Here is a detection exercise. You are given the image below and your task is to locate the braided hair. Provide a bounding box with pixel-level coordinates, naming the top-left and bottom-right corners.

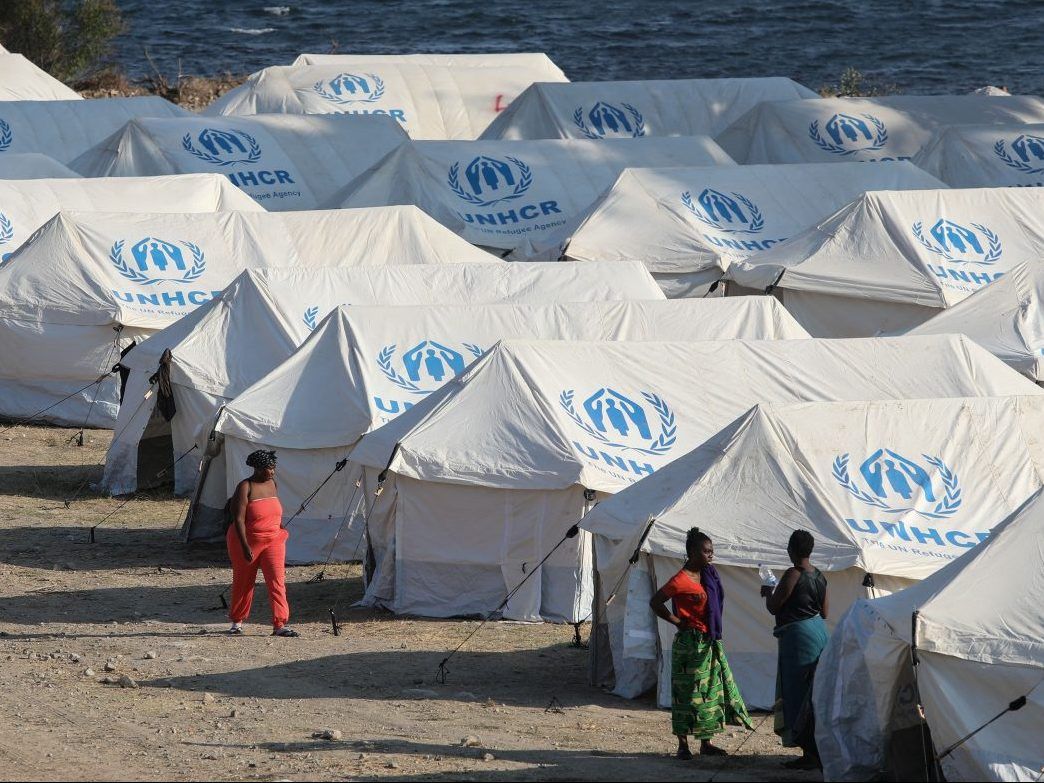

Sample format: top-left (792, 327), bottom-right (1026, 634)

top-left (245, 449), bottom-right (277, 470)
top-left (686, 526), bottom-right (711, 557)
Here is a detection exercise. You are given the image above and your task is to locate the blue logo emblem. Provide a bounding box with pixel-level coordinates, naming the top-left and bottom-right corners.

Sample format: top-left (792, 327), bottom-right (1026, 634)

top-left (809, 113), bottom-right (888, 155)
top-left (573, 102), bottom-right (645, 139)
top-left (182, 128), bottom-right (261, 166)
top-left (0, 119), bottom-right (10, 151)
top-left (681, 188), bottom-right (764, 233)
top-left (913, 219), bottom-right (1002, 265)
top-left (377, 340), bottom-right (484, 394)
top-left (303, 306), bottom-right (321, 331)
top-left (313, 72), bottom-right (386, 104)
top-left (560, 388), bottom-right (676, 456)
top-left (0, 212), bottom-right (13, 245)
top-left (109, 237), bottom-right (205, 286)
top-left (833, 449), bottom-right (961, 520)
top-left (994, 134), bottom-right (1044, 175)
top-left (448, 155), bottom-right (532, 207)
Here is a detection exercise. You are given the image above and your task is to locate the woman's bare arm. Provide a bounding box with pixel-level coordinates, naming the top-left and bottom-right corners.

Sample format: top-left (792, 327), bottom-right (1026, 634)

top-left (232, 480), bottom-right (252, 561)
top-left (649, 587), bottom-right (682, 628)
top-left (821, 583), bottom-right (829, 620)
top-left (765, 567), bottom-right (801, 615)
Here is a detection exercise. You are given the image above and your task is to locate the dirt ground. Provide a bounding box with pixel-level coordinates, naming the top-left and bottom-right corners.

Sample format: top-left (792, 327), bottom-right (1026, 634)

top-left (0, 424), bottom-right (819, 782)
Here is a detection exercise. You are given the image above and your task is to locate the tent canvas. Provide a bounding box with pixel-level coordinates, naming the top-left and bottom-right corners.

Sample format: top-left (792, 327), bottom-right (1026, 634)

top-left (0, 206), bottom-right (496, 428)
top-left (905, 263), bottom-right (1044, 382)
top-left (0, 97), bottom-right (188, 163)
top-left (729, 187), bottom-right (1044, 337)
top-left (913, 122), bottom-right (1044, 187)
top-left (0, 153), bottom-right (80, 179)
top-left (580, 395), bottom-right (1044, 711)
top-left (348, 336), bottom-right (1037, 625)
top-left (0, 53), bottom-right (80, 101)
top-left (0, 173), bottom-right (260, 266)
top-left (70, 114), bottom-right (408, 211)
top-left (562, 161), bottom-right (946, 298)
top-left (332, 137), bottom-right (734, 258)
top-left (109, 260), bottom-right (663, 501)
top-left (815, 484), bottom-right (1044, 782)
top-left (716, 95), bottom-right (1044, 164)
top-left (479, 78), bottom-right (817, 141)
top-left (202, 297), bottom-right (809, 564)
top-left (205, 59), bottom-right (569, 140)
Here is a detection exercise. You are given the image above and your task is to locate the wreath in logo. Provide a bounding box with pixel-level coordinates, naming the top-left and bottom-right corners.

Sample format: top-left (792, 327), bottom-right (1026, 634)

top-left (681, 190), bottom-right (764, 234)
top-left (832, 453), bottom-right (961, 520)
top-left (303, 306), bottom-right (320, 331)
top-left (572, 103), bottom-right (646, 139)
top-left (109, 239), bottom-right (205, 286)
top-left (0, 119), bottom-right (11, 151)
top-left (313, 73), bottom-right (385, 104)
top-left (912, 220), bottom-right (1002, 265)
top-left (181, 130), bottom-right (262, 167)
top-left (993, 139), bottom-right (1044, 175)
top-left (376, 342), bottom-right (484, 395)
top-left (0, 213), bottom-right (13, 245)
top-left (560, 389), bottom-right (676, 456)
top-left (808, 114), bottom-right (888, 156)
top-left (448, 156), bottom-right (532, 207)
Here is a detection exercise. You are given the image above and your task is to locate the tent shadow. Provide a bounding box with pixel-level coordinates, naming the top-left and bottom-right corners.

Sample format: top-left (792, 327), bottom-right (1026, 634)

top-left (0, 524), bottom-right (225, 571)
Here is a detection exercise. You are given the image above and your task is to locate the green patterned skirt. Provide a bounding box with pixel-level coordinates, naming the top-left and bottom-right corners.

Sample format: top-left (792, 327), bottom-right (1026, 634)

top-left (671, 628), bottom-right (754, 739)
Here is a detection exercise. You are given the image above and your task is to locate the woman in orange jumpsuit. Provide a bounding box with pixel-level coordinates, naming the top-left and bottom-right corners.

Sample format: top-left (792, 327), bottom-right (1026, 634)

top-left (226, 449), bottom-right (298, 636)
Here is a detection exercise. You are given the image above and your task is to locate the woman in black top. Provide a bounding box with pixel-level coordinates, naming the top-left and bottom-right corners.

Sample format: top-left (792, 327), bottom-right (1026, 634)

top-left (761, 530), bottom-right (829, 770)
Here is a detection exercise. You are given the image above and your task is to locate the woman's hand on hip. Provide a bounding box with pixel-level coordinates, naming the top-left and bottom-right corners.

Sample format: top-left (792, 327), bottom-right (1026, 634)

top-left (241, 543), bottom-right (253, 562)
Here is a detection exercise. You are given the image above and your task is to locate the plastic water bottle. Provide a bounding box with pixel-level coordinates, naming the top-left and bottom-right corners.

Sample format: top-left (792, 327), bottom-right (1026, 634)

top-left (758, 564), bottom-right (778, 588)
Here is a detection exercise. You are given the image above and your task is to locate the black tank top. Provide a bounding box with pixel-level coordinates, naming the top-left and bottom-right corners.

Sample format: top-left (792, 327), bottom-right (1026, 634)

top-left (776, 567), bottom-right (827, 628)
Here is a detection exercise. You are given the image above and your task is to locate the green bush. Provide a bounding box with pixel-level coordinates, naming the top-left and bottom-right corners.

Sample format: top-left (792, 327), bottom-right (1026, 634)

top-left (0, 0), bottom-right (124, 83)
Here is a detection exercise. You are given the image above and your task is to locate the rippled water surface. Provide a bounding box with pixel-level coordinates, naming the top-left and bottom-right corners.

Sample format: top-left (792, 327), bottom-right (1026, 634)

top-left (112, 1), bottom-right (1042, 94)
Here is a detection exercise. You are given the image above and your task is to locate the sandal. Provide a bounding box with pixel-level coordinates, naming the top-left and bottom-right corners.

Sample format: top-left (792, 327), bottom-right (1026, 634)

top-left (675, 747), bottom-right (693, 761)
top-left (272, 626), bottom-right (300, 637)
top-left (227, 625), bottom-right (243, 635)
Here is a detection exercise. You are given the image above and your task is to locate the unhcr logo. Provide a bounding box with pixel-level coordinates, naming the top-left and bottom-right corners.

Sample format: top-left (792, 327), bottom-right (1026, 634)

top-left (449, 155), bottom-right (532, 207)
top-left (809, 112), bottom-right (888, 156)
top-left (313, 72), bottom-right (385, 104)
top-left (913, 218), bottom-right (1002, 266)
top-left (833, 449), bottom-right (961, 520)
top-left (561, 387), bottom-right (676, 479)
top-left (0, 212), bottom-right (14, 263)
top-left (572, 102), bottom-right (645, 139)
top-left (182, 127), bottom-right (262, 166)
top-left (109, 237), bottom-right (205, 286)
top-left (0, 119), bottom-right (11, 151)
top-left (681, 188), bottom-right (764, 234)
top-left (994, 134), bottom-right (1044, 176)
top-left (373, 340), bottom-right (484, 417)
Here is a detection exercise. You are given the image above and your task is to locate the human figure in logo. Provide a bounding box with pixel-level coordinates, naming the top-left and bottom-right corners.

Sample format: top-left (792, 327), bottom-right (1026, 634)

top-left (465, 157), bottom-right (514, 197)
top-left (698, 189), bottom-right (746, 224)
top-left (403, 341), bottom-right (465, 383)
top-left (882, 459), bottom-right (913, 500)
top-left (131, 238), bottom-right (185, 273)
top-left (931, 220), bottom-right (983, 255)
top-left (887, 449), bottom-right (936, 502)
top-left (650, 527), bottom-right (753, 761)
top-left (225, 450), bottom-right (299, 638)
top-left (1012, 134), bottom-right (1044, 162)
top-left (583, 389), bottom-right (652, 440)
top-left (200, 129), bottom-right (248, 157)
top-left (332, 73), bottom-right (369, 96)
top-left (760, 530), bottom-right (829, 770)
top-left (589, 102), bottom-right (632, 136)
top-left (825, 114), bottom-right (871, 145)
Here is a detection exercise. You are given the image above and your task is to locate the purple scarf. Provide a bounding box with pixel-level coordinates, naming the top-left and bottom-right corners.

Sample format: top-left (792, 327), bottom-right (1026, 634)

top-left (701, 564), bottom-right (725, 640)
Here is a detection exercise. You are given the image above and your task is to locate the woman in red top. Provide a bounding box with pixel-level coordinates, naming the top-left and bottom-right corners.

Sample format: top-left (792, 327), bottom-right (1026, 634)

top-left (226, 449), bottom-right (298, 637)
top-left (650, 528), bottom-right (752, 760)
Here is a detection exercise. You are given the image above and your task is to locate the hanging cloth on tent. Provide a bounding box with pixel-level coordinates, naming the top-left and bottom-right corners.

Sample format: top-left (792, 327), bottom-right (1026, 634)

top-left (148, 348), bottom-right (177, 422)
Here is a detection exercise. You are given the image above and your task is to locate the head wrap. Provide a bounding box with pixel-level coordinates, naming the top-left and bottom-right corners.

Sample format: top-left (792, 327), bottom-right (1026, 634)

top-left (246, 449), bottom-right (277, 470)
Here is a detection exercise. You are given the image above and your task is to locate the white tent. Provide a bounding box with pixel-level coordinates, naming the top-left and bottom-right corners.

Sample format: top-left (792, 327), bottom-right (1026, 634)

top-left (729, 187), bottom-right (1044, 337)
top-left (199, 298), bottom-right (808, 564)
top-left (716, 95), bottom-right (1044, 164)
top-left (913, 122), bottom-right (1044, 187)
top-left (0, 174), bottom-right (260, 266)
top-left (347, 335), bottom-right (1035, 624)
top-left (70, 114), bottom-right (408, 210)
top-left (580, 394), bottom-right (1044, 712)
top-left (562, 161), bottom-right (946, 298)
top-left (0, 97), bottom-right (187, 162)
top-left (332, 137), bottom-right (734, 258)
top-left (479, 78), bottom-right (817, 141)
top-left (0, 53), bottom-right (80, 101)
top-left (111, 260), bottom-right (663, 501)
top-left (205, 57), bottom-right (569, 140)
top-left (0, 206), bottom-right (496, 428)
top-left (816, 484), bottom-right (1044, 782)
top-left (0, 153), bottom-right (80, 179)
top-left (906, 263), bottom-right (1044, 382)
